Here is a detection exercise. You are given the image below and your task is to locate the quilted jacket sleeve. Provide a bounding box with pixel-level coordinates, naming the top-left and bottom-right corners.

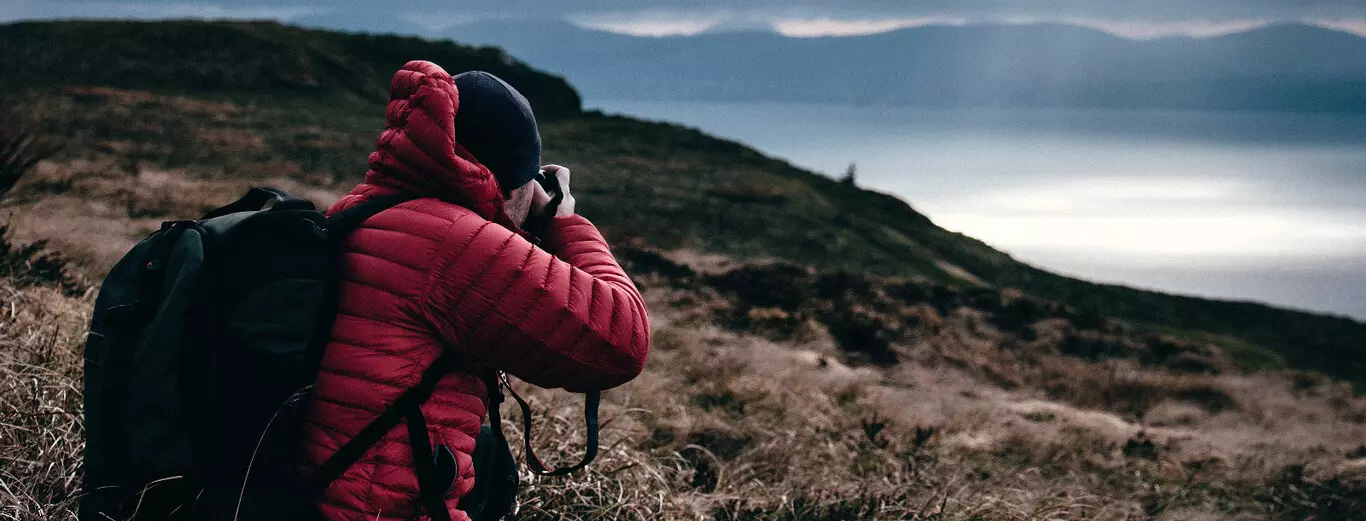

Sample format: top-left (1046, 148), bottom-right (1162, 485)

top-left (424, 213), bottom-right (650, 392)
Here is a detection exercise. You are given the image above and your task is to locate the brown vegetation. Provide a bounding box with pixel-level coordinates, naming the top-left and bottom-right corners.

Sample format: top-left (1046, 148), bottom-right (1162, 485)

top-left (0, 273), bottom-right (90, 519)
top-left (0, 104), bottom-right (62, 200)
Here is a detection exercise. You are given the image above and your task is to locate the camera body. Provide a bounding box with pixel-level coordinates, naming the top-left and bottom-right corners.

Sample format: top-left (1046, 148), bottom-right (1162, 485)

top-left (534, 168), bottom-right (561, 199)
top-left (524, 168), bottom-right (564, 242)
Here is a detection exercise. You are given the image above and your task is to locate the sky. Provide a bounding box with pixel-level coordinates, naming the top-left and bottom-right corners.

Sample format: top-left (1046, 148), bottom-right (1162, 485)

top-left (4, 0), bottom-right (1366, 39)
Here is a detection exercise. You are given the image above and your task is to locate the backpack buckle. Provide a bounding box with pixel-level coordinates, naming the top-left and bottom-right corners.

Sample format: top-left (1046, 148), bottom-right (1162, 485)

top-left (159, 219), bottom-right (195, 231)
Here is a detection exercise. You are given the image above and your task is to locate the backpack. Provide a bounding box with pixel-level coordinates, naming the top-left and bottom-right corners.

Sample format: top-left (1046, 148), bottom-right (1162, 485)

top-left (80, 186), bottom-right (599, 521)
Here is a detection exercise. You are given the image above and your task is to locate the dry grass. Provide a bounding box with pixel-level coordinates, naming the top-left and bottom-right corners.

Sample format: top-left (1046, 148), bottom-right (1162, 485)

top-left (504, 317), bottom-right (1111, 521)
top-left (491, 289), bottom-right (1366, 520)
top-left (0, 280), bottom-right (89, 520)
top-left (0, 104), bottom-right (63, 200)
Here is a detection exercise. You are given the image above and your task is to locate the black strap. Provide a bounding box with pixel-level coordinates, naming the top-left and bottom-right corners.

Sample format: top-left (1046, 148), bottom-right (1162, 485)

top-left (308, 353), bottom-right (457, 495)
top-left (201, 187), bottom-right (303, 219)
top-left (484, 371), bottom-right (601, 476)
top-left (325, 194), bottom-right (421, 235)
top-left (406, 403), bottom-right (455, 521)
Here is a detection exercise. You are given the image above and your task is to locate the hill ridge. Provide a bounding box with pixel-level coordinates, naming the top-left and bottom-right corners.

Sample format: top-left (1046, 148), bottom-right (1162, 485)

top-left (0, 19), bottom-right (583, 117)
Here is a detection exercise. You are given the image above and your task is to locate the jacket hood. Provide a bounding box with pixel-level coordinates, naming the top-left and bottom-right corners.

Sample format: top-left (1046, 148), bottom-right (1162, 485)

top-left (363, 60), bottom-right (521, 232)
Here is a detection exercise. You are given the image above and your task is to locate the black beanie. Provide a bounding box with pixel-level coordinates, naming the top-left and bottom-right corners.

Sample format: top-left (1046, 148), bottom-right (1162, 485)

top-left (452, 71), bottom-right (542, 192)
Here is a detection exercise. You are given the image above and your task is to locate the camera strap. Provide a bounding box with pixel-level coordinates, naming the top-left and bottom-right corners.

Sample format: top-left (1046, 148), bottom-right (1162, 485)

top-left (484, 371), bottom-right (602, 476)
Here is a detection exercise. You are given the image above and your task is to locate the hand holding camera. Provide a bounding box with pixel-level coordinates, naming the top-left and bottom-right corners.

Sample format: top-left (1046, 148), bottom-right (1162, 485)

top-left (531, 164), bottom-right (576, 219)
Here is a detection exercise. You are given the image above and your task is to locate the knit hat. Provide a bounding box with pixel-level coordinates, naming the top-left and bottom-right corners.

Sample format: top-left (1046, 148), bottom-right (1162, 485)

top-left (453, 71), bottom-right (542, 193)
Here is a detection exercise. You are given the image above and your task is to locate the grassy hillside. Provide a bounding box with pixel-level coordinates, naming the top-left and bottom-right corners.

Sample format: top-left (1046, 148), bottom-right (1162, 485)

top-left (1, 19), bottom-right (1364, 389)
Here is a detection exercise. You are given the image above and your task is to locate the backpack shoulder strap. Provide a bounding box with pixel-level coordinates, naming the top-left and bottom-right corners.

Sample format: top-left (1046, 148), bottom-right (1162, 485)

top-left (308, 352), bottom-right (457, 493)
top-left (201, 187), bottom-right (312, 219)
top-left (485, 371), bottom-right (601, 476)
top-left (325, 194), bottom-right (421, 235)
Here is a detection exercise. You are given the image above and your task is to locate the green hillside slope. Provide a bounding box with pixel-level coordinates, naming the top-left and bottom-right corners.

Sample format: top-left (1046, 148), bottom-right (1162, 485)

top-left (2, 20), bottom-right (1364, 386)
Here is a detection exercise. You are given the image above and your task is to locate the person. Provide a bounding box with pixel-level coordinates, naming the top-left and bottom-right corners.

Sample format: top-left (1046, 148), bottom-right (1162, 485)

top-left (300, 60), bottom-right (650, 521)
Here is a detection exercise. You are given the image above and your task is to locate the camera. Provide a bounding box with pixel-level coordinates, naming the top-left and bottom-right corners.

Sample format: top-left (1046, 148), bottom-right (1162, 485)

top-left (524, 168), bottom-right (565, 241)
top-left (534, 168), bottom-right (562, 200)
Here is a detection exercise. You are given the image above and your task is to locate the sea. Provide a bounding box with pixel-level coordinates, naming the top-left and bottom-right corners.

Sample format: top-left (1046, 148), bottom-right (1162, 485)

top-left (588, 101), bottom-right (1366, 320)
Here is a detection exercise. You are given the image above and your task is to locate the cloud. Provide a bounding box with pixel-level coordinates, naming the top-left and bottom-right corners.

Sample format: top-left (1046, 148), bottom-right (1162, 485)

top-left (571, 14), bottom-right (723, 36)
top-left (1310, 18), bottom-right (1366, 37)
top-left (1005, 17), bottom-right (1275, 40)
top-left (568, 8), bottom-right (774, 35)
top-left (772, 16), bottom-right (968, 37)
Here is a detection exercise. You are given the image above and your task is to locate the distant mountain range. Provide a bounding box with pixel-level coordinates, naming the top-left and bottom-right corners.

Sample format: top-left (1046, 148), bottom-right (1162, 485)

top-left (435, 20), bottom-right (1366, 113)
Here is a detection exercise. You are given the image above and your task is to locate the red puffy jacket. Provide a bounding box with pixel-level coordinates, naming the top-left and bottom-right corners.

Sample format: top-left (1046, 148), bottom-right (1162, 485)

top-left (300, 60), bottom-right (650, 521)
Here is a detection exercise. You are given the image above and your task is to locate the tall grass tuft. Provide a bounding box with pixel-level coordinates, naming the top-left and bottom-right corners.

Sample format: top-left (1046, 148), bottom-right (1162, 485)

top-left (0, 104), bottom-right (62, 199)
top-left (0, 280), bottom-right (89, 520)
